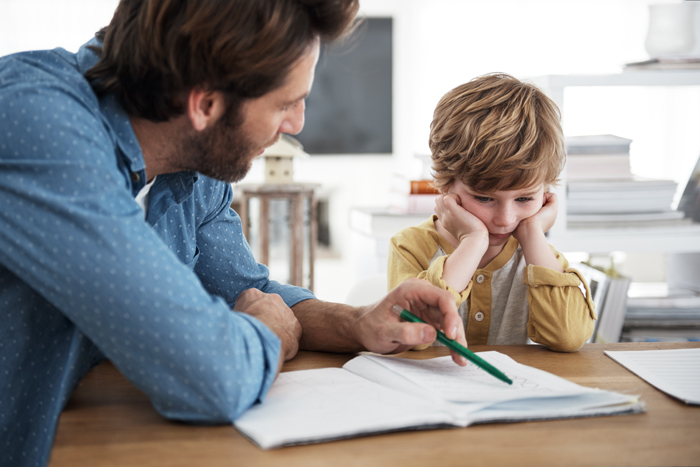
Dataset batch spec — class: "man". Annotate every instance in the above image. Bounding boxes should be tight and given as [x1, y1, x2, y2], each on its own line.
[0, 1, 467, 465]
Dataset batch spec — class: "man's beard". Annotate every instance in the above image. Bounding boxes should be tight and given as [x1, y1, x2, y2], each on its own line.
[179, 103, 256, 184]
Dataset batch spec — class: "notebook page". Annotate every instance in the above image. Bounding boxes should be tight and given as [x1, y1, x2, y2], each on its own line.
[344, 352, 595, 403]
[233, 367, 451, 449]
[605, 348, 700, 405]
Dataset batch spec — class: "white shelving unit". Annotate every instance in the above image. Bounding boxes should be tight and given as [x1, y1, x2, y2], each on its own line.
[529, 71, 700, 254]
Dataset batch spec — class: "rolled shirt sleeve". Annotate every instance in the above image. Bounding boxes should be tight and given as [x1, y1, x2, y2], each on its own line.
[387, 217, 470, 305]
[524, 251, 597, 352]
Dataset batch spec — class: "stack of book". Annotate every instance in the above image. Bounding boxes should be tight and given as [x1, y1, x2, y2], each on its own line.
[566, 134, 633, 181]
[621, 282, 700, 342]
[565, 134, 683, 229]
[388, 175, 439, 215]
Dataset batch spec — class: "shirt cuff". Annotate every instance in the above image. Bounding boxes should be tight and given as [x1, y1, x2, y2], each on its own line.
[422, 255, 471, 305]
[232, 312, 282, 405]
[523, 264, 584, 288]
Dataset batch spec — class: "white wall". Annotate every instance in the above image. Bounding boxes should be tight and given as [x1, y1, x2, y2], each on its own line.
[3, 0, 699, 301]
[0, 0, 120, 56]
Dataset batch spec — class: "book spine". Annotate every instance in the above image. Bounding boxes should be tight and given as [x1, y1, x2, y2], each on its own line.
[410, 180, 440, 195]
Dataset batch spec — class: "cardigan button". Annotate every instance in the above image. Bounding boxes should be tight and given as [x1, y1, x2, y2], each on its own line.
[475, 274, 485, 284]
[474, 311, 485, 322]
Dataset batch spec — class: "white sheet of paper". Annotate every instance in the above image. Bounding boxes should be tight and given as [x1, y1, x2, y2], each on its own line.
[605, 348, 700, 405]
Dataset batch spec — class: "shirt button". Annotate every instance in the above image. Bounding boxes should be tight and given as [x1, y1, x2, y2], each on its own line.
[131, 172, 140, 183]
[476, 274, 485, 284]
[474, 311, 485, 322]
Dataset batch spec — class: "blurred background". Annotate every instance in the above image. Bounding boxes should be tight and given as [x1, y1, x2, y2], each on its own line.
[2, 0, 700, 310]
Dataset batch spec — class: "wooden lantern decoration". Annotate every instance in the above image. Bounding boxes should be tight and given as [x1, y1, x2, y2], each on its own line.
[262, 135, 308, 184]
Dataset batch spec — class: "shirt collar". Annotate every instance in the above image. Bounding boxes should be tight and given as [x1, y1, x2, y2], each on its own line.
[76, 38, 199, 205]
[77, 38, 146, 185]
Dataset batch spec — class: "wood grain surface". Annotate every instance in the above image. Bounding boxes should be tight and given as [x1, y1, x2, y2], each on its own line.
[49, 342, 700, 467]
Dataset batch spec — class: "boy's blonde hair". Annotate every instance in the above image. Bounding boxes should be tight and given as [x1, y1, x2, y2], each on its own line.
[429, 73, 565, 193]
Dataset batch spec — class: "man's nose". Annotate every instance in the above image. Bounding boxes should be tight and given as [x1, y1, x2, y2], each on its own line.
[279, 101, 305, 135]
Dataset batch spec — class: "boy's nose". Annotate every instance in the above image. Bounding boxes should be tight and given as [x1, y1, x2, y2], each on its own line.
[493, 206, 516, 228]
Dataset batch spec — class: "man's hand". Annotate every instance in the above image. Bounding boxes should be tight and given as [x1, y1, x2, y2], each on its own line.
[354, 278, 468, 366]
[234, 288, 302, 362]
[513, 191, 558, 242]
[434, 194, 488, 248]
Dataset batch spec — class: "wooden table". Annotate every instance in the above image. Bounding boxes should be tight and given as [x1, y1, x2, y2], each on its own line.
[236, 183, 319, 291]
[49, 342, 700, 466]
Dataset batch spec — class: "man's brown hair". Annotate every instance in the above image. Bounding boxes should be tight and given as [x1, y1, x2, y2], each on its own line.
[429, 73, 565, 193]
[86, 0, 360, 121]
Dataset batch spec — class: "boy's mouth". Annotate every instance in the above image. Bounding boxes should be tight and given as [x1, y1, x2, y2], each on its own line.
[489, 231, 512, 240]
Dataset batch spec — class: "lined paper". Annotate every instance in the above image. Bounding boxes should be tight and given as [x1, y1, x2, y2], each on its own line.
[605, 348, 700, 405]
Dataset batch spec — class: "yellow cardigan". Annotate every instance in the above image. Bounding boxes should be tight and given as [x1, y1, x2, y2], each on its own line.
[387, 216, 596, 352]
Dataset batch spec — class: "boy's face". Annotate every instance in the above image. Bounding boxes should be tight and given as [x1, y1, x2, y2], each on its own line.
[448, 180, 545, 248]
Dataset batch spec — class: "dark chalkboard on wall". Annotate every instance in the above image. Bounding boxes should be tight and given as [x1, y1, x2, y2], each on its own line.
[296, 17, 392, 155]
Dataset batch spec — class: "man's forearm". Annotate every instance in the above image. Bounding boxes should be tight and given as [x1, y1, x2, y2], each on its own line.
[290, 280, 467, 365]
[292, 299, 365, 352]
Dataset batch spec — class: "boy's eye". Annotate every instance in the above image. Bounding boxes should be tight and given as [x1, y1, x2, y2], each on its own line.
[473, 196, 492, 203]
[516, 197, 534, 203]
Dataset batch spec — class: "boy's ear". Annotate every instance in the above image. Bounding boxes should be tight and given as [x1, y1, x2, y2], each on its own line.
[186, 88, 226, 132]
[441, 181, 453, 195]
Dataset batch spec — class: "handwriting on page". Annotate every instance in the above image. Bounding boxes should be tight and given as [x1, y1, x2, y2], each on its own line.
[363, 353, 587, 403]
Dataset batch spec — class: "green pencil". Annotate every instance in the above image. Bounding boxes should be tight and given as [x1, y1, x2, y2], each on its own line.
[392, 305, 513, 385]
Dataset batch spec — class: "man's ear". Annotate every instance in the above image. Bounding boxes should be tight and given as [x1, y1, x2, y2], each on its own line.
[187, 88, 225, 131]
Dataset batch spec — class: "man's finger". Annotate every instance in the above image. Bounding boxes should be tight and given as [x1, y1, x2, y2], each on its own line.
[390, 322, 436, 346]
[405, 302, 443, 329]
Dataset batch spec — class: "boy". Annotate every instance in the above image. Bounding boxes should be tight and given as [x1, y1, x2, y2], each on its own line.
[388, 73, 596, 352]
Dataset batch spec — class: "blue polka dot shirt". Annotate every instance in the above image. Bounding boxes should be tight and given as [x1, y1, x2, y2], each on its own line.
[0, 39, 315, 467]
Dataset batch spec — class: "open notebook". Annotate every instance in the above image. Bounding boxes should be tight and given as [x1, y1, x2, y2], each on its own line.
[234, 351, 645, 449]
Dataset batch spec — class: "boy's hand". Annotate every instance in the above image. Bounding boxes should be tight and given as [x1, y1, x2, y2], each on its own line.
[434, 194, 488, 247]
[513, 192, 559, 242]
